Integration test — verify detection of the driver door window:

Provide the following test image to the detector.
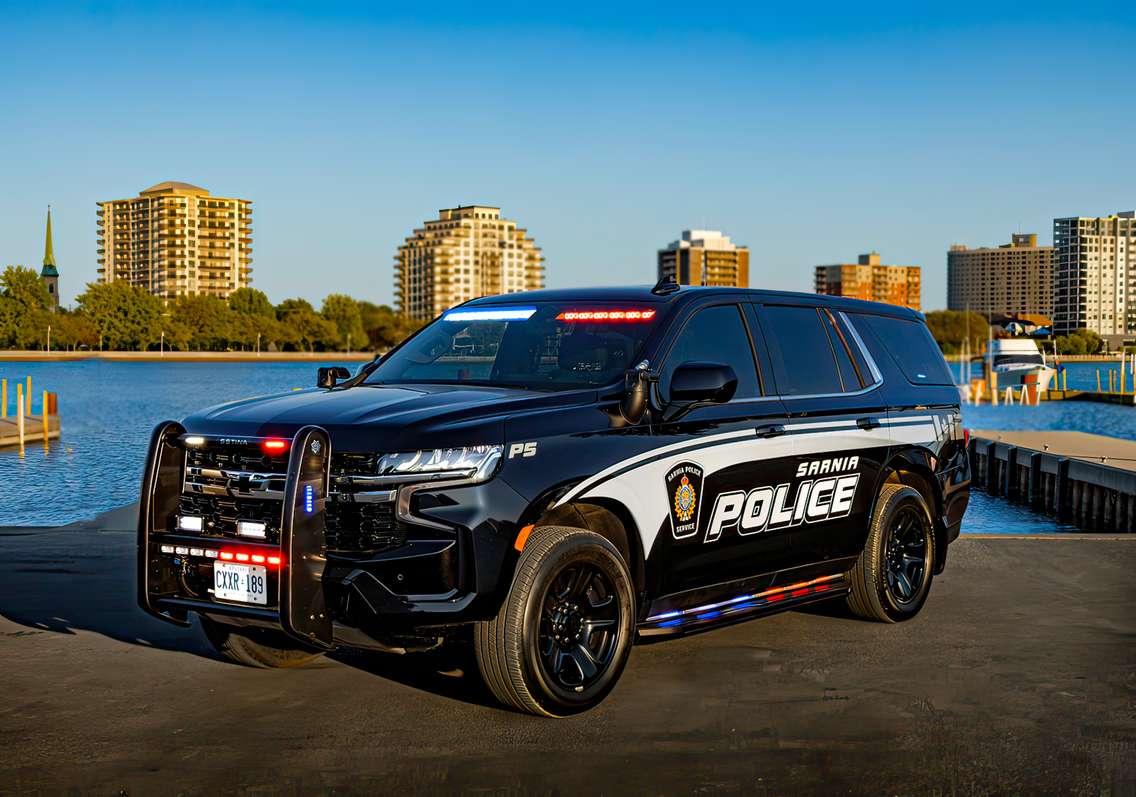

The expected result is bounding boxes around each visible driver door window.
[661,304,760,400]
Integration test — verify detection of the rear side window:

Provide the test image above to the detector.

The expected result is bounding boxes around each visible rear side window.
[759,305,844,396]
[854,314,954,386]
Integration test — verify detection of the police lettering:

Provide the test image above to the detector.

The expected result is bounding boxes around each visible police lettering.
[704,474,860,543]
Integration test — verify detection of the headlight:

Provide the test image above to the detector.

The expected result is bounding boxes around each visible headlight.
[378,445,503,483]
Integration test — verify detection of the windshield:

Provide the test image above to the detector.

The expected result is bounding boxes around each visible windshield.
[365,302,662,389]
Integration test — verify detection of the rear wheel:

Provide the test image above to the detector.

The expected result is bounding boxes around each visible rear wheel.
[200,615,325,668]
[475,526,635,716]
[847,483,935,623]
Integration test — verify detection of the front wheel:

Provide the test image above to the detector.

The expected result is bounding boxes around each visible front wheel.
[200,615,325,668]
[475,526,636,716]
[847,483,935,623]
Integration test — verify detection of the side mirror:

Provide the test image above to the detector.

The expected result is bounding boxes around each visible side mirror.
[317,366,351,389]
[669,361,737,405]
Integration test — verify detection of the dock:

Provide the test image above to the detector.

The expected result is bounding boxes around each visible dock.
[0,414,62,447]
[970,430,1136,532]
[0,378,61,449]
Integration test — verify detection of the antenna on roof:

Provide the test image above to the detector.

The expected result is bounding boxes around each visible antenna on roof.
[652,275,681,295]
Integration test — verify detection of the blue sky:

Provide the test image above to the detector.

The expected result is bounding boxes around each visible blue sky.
[2,1,1134,310]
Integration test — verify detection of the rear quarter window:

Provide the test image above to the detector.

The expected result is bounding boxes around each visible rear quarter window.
[853,314,954,386]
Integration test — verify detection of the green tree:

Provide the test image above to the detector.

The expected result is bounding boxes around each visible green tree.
[924,310,990,356]
[228,287,276,319]
[276,298,338,352]
[1055,328,1104,356]
[51,310,100,350]
[75,281,164,350]
[321,294,366,351]
[0,266,53,348]
[169,295,238,351]
[358,301,422,351]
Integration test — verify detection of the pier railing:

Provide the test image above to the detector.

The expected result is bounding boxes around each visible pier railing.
[969,431,1136,533]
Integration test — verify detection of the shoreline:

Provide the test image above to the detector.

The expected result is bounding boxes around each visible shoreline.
[0,351,377,363]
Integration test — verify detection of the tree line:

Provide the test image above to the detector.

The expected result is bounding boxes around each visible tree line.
[0,265,423,352]
[924,309,1111,356]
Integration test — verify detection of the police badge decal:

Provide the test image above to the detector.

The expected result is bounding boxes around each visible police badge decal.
[665,461,704,539]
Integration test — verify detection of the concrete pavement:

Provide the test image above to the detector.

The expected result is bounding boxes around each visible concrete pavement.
[0,522,1133,795]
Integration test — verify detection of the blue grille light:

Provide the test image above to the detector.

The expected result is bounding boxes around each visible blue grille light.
[303,484,315,514]
[442,307,537,322]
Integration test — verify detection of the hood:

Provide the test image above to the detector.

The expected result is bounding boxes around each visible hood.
[181,383,598,452]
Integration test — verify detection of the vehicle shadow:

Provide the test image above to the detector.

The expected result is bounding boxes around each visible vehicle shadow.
[332,642,500,710]
[0,529,220,660]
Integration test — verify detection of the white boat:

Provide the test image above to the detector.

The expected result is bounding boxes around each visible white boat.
[989,338,1055,390]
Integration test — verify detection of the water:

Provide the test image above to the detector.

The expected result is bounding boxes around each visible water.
[1,360,1132,530]
[0,360,355,526]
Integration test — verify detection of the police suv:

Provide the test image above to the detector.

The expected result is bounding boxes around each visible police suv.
[138,283,970,716]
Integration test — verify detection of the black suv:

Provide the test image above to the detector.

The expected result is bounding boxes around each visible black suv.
[138,285,970,716]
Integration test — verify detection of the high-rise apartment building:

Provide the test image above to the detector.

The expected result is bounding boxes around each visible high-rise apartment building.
[1053,211,1136,342]
[814,252,921,311]
[395,205,544,319]
[657,229,749,288]
[97,181,252,301]
[946,234,1053,319]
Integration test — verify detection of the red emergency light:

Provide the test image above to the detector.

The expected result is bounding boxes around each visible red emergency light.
[556,309,657,323]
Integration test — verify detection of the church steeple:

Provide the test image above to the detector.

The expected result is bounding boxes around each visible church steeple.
[40,206,60,310]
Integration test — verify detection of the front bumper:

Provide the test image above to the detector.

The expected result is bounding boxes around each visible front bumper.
[137,422,527,648]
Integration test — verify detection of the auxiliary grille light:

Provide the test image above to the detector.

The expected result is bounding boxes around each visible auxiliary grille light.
[160,544,283,567]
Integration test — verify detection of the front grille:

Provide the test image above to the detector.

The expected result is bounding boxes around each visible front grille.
[164,443,412,556]
[327,452,410,555]
[326,497,407,553]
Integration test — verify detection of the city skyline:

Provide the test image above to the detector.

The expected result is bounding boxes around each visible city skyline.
[3,2,1134,309]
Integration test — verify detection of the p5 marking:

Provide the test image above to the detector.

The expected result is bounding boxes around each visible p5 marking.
[508,442,538,459]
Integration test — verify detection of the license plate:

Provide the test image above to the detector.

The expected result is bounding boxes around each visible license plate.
[213,562,268,605]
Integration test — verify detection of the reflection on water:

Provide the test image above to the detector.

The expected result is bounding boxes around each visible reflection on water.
[1,360,1131,529]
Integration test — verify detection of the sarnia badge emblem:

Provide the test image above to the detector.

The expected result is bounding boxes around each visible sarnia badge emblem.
[666,461,704,539]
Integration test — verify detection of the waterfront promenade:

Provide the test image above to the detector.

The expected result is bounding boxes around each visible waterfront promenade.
[0,510,1132,794]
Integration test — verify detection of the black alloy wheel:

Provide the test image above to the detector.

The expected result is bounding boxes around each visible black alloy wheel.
[884,505,929,606]
[847,483,936,623]
[538,563,621,692]
[475,525,636,716]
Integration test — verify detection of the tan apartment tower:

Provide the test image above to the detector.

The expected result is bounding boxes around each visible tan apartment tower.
[395,205,544,319]
[657,229,749,288]
[814,252,921,311]
[1053,211,1136,343]
[947,234,1054,319]
[97,181,252,301]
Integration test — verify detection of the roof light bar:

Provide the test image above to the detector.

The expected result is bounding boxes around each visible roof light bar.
[442,307,537,322]
[556,309,657,323]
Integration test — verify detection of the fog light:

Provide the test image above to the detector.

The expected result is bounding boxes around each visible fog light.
[178,515,204,532]
[237,520,267,539]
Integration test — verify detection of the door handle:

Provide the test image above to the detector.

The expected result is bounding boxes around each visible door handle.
[756,424,786,438]
[856,416,882,430]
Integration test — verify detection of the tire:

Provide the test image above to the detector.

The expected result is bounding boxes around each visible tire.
[199,615,325,669]
[847,483,936,623]
[474,526,636,717]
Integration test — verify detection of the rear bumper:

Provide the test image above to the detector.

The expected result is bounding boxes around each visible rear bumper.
[137,422,526,647]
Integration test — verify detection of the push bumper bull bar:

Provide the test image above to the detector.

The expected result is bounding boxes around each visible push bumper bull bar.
[137,421,336,649]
